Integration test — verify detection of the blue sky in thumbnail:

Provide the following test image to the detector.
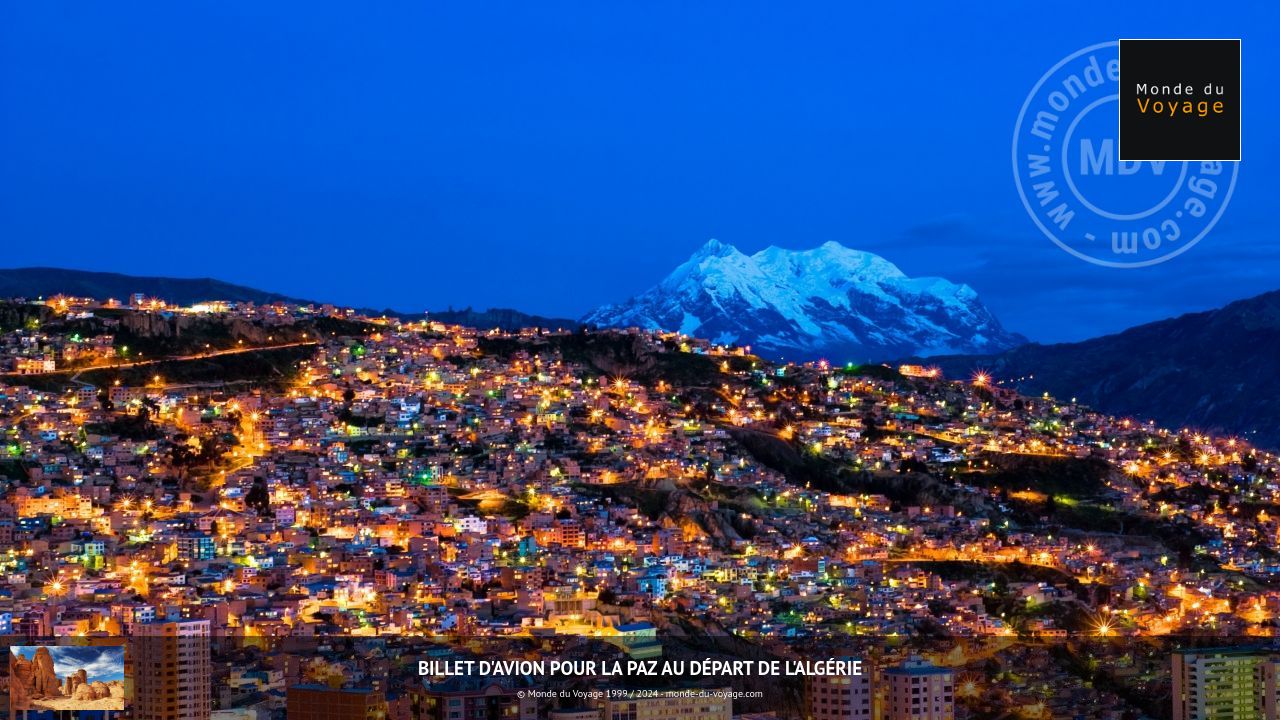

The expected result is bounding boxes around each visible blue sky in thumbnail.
[11,646,125,683]
[0,1,1276,342]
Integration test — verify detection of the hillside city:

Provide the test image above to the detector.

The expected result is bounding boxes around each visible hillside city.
[2,293,1279,720]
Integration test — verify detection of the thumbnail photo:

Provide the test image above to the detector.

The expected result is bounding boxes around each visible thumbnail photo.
[8,646,126,713]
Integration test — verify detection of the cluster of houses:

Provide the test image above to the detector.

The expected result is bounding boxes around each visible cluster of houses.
[0,297,1278,719]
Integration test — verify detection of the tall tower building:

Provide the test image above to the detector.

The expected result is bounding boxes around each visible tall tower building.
[419,676,536,720]
[884,657,953,720]
[597,687,732,720]
[288,685,386,720]
[1260,657,1280,720]
[805,657,872,720]
[129,619,212,720]
[1172,648,1270,720]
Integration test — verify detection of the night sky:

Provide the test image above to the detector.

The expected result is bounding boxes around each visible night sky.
[1,1,1276,342]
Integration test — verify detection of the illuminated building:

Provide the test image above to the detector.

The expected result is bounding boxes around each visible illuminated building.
[130,619,212,720]
[805,656,871,720]
[884,657,953,720]
[897,365,940,379]
[1172,648,1271,720]
[288,685,386,720]
[549,710,601,720]
[419,677,535,720]
[177,534,217,561]
[1261,658,1280,720]
[596,688,731,720]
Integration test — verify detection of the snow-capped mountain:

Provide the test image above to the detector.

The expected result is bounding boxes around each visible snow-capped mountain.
[583,239,1025,361]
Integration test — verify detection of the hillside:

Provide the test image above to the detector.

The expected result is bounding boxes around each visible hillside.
[925,289,1280,447]
[425,307,576,331]
[0,268,301,306]
[0,268,573,331]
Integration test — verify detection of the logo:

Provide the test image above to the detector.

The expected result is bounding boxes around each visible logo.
[1012,41,1238,268]
[1119,39,1240,161]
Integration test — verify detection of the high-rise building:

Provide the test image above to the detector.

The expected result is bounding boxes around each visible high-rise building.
[596,688,732,720]
[805,657,872,720]
[1259,657,1280,720]
[1172,648,1272,720]
[548,709,602,720]
[129,619,212,720]
[884,657,953,720]
[418,677,535,720]
[287,685,386,720]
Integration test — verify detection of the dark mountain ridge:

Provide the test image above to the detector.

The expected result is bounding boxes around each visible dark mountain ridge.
[0,267,573,331]
[924,289,1280,447]
[0,267,297,306]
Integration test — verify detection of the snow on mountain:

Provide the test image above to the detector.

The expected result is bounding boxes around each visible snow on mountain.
[582,239,1025,361]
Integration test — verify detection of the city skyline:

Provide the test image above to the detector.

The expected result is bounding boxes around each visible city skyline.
[0,289,1276,720]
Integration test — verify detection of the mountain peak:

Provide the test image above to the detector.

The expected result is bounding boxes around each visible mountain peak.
[584,240,1025,362]
[691,238,736,260]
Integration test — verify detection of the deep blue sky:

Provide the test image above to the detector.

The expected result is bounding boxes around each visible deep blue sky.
[1,1,1276,343]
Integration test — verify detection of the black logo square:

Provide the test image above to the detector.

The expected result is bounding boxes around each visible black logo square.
[1119,39,1240,161]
